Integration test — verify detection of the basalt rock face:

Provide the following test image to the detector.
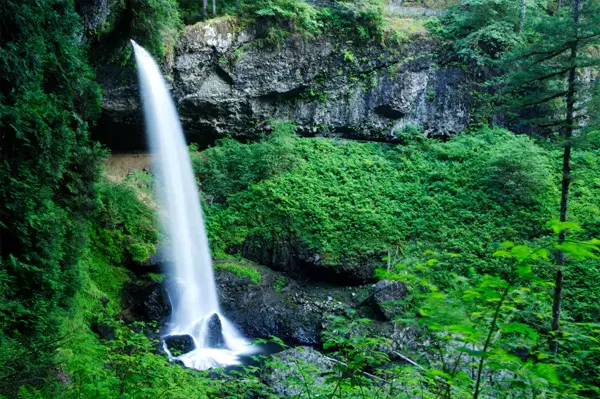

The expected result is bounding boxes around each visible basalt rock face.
[373,279,408,320]
[97,17,470,149]
[215,264,370,346]
[241,238,379,285]
[122,280,172,324]
[163,334,196,355]
[206,313,226,349]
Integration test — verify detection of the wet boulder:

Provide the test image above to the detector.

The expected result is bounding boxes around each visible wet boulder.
[122,280,172,324]
[216,263,362,346]
[261,347,333,396]
[206,313,226,349]
[164,334,196,355]
[373,279,408,320]
[91,319,115,340]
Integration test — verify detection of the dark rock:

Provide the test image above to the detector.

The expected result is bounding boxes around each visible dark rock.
[216,264,366,346]
[76,0,111,36]
[242,238,378,285]
[163,334,196,355]
[128,248,167,274]
[261,347,332,396]
[91,320,115,340]
[206,313,226,349]
[96,18,470,150]
[373,279,408,320]
[123,280,172,324]
[101,295,110,308]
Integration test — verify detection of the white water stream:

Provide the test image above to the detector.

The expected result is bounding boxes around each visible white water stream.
[132,41,252,370]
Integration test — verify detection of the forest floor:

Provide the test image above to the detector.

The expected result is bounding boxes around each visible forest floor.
[105,153,151,181]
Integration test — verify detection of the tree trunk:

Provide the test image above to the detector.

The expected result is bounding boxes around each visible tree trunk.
[550,0,580,356]
[518,0,526,32]
[212,0,216,16]
[202,0,207,18]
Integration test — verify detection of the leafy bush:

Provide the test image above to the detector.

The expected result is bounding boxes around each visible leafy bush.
[241,0,323,43]
[375,233,600,397]
[427,0,524,70]
[234,0,386,44]
[90,180,158,264]
[197,126,564,275]
[0,1,105,393]
[191,121,298,201]
[320,0,385,41]
[19,321,211,399]
[130,0,181,58]
[481,136,551,204]
[88,0,181,62]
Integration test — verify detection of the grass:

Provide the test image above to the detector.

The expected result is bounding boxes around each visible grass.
[384,16,430,36]
[214,261,262,285]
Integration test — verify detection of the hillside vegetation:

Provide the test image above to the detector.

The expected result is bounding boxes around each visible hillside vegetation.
[1,0,600,398]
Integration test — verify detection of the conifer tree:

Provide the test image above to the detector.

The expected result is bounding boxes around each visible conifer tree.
[499,0,600,354]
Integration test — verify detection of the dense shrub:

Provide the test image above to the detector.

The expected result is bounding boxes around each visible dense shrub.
[481,136,551,204]
[0,0,105,393]
[426,0,524,70]
[191,122,298,201]
[90,178,158,264]
[241,0,323,42]
[194,125,578,277]
[87,0,181,62]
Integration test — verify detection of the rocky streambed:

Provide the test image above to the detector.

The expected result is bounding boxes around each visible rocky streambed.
[120,253,412,353]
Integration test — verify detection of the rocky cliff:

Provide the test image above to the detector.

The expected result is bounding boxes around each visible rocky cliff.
[97,17,470,149]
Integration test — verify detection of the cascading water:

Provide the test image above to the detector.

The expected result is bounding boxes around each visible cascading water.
[131,41,252,370]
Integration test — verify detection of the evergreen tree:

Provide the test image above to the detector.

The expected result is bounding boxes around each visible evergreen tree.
[499,0,600,354]
[0,0,104,391]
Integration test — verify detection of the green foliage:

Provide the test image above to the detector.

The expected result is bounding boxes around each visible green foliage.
[197,125,568,275]
[241,0,323,43]
[214,261,262,284]
[427,0,525,71]
[481,137,551,204]
[321,314,397,396]
[88,0,181,62]
[130,0,181,58]
[90,179,158,264]
[375,233,600,397]
[497,0,600,134]
[191,121,298,201]
[319,0,385,41]
[0,0,105,393]
[20,321,211,399]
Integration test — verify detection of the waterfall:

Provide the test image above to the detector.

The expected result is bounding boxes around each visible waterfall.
[132,41,251,370]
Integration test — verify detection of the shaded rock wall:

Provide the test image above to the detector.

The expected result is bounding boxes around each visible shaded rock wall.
[98,17,470,149]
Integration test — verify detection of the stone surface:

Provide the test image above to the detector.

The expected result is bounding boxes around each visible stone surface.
[76,0,111,36]
[163,334,196,355]
[373,279,408,320]
[122,280,172,324]
[96,18,470,149]
[261,347,332,396]
[206,313,226,349]
[91,319,115,340]
[215,264,367,346]
[241,238,379,285]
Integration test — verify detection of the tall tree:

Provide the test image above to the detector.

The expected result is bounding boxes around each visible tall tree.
[203,0,208,17]
[0,0,104,392]
[212,0,216,16]
[518,0,527,32]
[499,0,600,354]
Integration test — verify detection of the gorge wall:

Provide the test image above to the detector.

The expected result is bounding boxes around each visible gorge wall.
[97,16,470,149]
